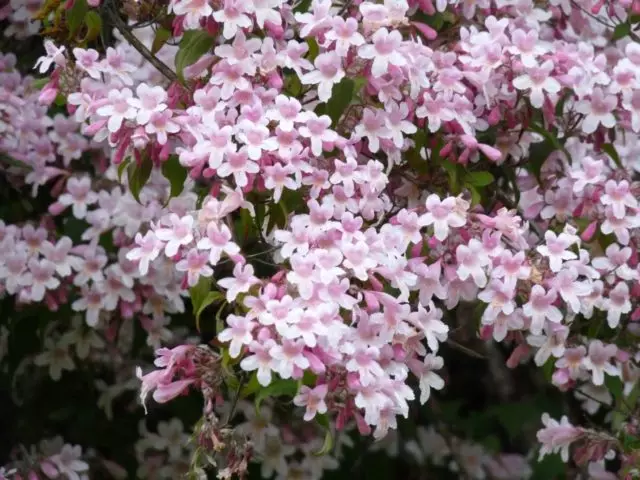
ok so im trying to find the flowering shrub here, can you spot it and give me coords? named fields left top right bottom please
left=2, top=0, right=640, bottom=478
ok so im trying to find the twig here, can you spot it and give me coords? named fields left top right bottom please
left=104, top=1, right=181, bottom=87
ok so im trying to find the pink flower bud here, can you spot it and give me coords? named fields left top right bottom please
left=40, top=461, right=58, bottom=478
left=411, top=21, right=437, bottom=40
left=38, top=87, right=58, bottom=105
left=581, top=221, right=598, bottom=241
left=267, top=71, right=283, bottom=89
left=506, top=343, right=530, bottom=368
left=264, top=20, right=284, bottom=38
left=48, top=201, right=66, bottom=216
left=439, top=141, right=454, bottom=157
left=369, top=275, right=383, bottom=291
left=478, top=144, right=503, bottom=162
left=85, top=119, right=108, bottom=136
left=87, top=0, right=101, bottom=6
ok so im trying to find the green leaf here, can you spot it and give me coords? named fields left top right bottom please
left=117, top=158, right=131, bottom=182
left=306, top=37, right=319, bottom=62
left=601, top=143, right=623, bottom=168
left=613, top=22, right=631, bottom=40
left=255, top=379, right=298, bottom=412
left=440, top=159, right=461, bottom=194
left=325, top=78, right=354, bottom=124
left=313, top=426, right=334, bottom=456
left=293, top=0, right=313, bottom=13
left=83, top=11, right=102, bottom=42
left=240, top=373, right=262, bottom=398
left=31, top=77, right=49, bottom=90
left=468, top=185, right=481, bottom=205
left=161, top=155, right=188, bottom=199
left=127, top=155, right=153, bottom=203
left=189, top=277, right=224, bottom=331
left=466, top=171, right=494, bottom=187
left=67, top=0, right=87, bottom=37
left=152, top=28, right=172, bottom=55
left=175, top=31, right=215, bottom=80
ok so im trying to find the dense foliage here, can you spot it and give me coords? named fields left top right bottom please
left=1, top=0, right=640, bottom=478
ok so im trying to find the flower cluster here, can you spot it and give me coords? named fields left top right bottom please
left=2, top=0, right=640, bottom=478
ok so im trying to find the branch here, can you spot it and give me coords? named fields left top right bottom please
left=104, top=1, right=181, bottom=87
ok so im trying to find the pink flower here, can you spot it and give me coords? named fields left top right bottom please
left=176, top=248, right=213, bottom=287
left=127, top=231, right=164, bottom=275
left=218, top=314, right=256, bottom=358
left=407, top=303, right=448, bottom=352
left=22, top=258, right=59, bottom=302
left=603, top=282, right=631, bottom=328
left=96, top=88, right=138, bottom=133
left=35, top=40, right=66, bottom=73
left=293, top=384, right=328, bottom=421
left=536, top=231, right=578, bottom=273
left=212, top=0, right=253, bottom=40
left=172, top=0, right=213, bottom=29
left=58, top=176, right=98, bottom=219
left=269, top=339, right=309, bottom=379
left=72, top=48, right=101, bottom=79
left=410, top=354, right=444, bottom=404
left=301, top=51, right=345, bottom=102
left=358, top=28, right=406, bottom=77
left=582, top=340, right=618, bottom=386
left=512, top=60, right=561, bottom=109
left=155, top=214, right=194, bottom=257
left=575, top=87, right=617, bottom=134
left=196, top=222, right=239, bottom=265
left=537, top=413, right=582, bottom=462
left=240, top=339, right=276, bottom=386
left=218, top=262, right=260, bottom=301
left=298, top=112, right=338, bottom=156
left=600, top=180, right=638, bottom=219
left=217, top=147, right=259, bottom=188
left=455, top=239, right=491, bottom=288
left=421, top=194, right=467, bottom=241
left=324, top=17, right=365, bottom=57
left=145, top=110, right=180, bottom=145
left=72, top=284, right=107, bottom=327
left=522, top=285, right=562, bottom=335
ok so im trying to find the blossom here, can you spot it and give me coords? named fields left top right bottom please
left=522, top=285, right=562, bottom=335
left=582, top=340, right=618, bottom=386
left=575, top=88, right=617, bottom=134
left=212, top=0, right=253, bottom=40
left=35, top=40, right=66, bottom=73
left=415, top=354, right=445, bottom=404
left=420, top=194, right=467, bottom=241
left=600, top=180, right=638, bottom=219
left=513, top=60, right=561, bottom=109
left=218, top=263, right=260, bottom=302
left=536, top=231, right=577, bottom=273
left=127, top=231, right=164, bottom=275
left=196, top=222, right=239, bottom=264
left=293, top=384, right=328, bottom=421
left=175, top=248, right=213, bottom=287
left=301, top=52, right=345, bottom=102
left=298, top=112, right=338, bottom=156
left=358, top=28, right=406, bottom=77
left=96, top=88, right=138, bottom=133
left=407, top=303, right=449, bottom=352
left=456, top=239, right=491, bottom=288
left=58, top=176, right=98, bottom=219
left=34, top=337, right=75, bottom=381
left=218, top=314, right=256, bottom=358
left=154, top=214, right=194, bottom=257
left=603, top=282, right=632, bottom=329
left=537, top=413, right=582, bottom=462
